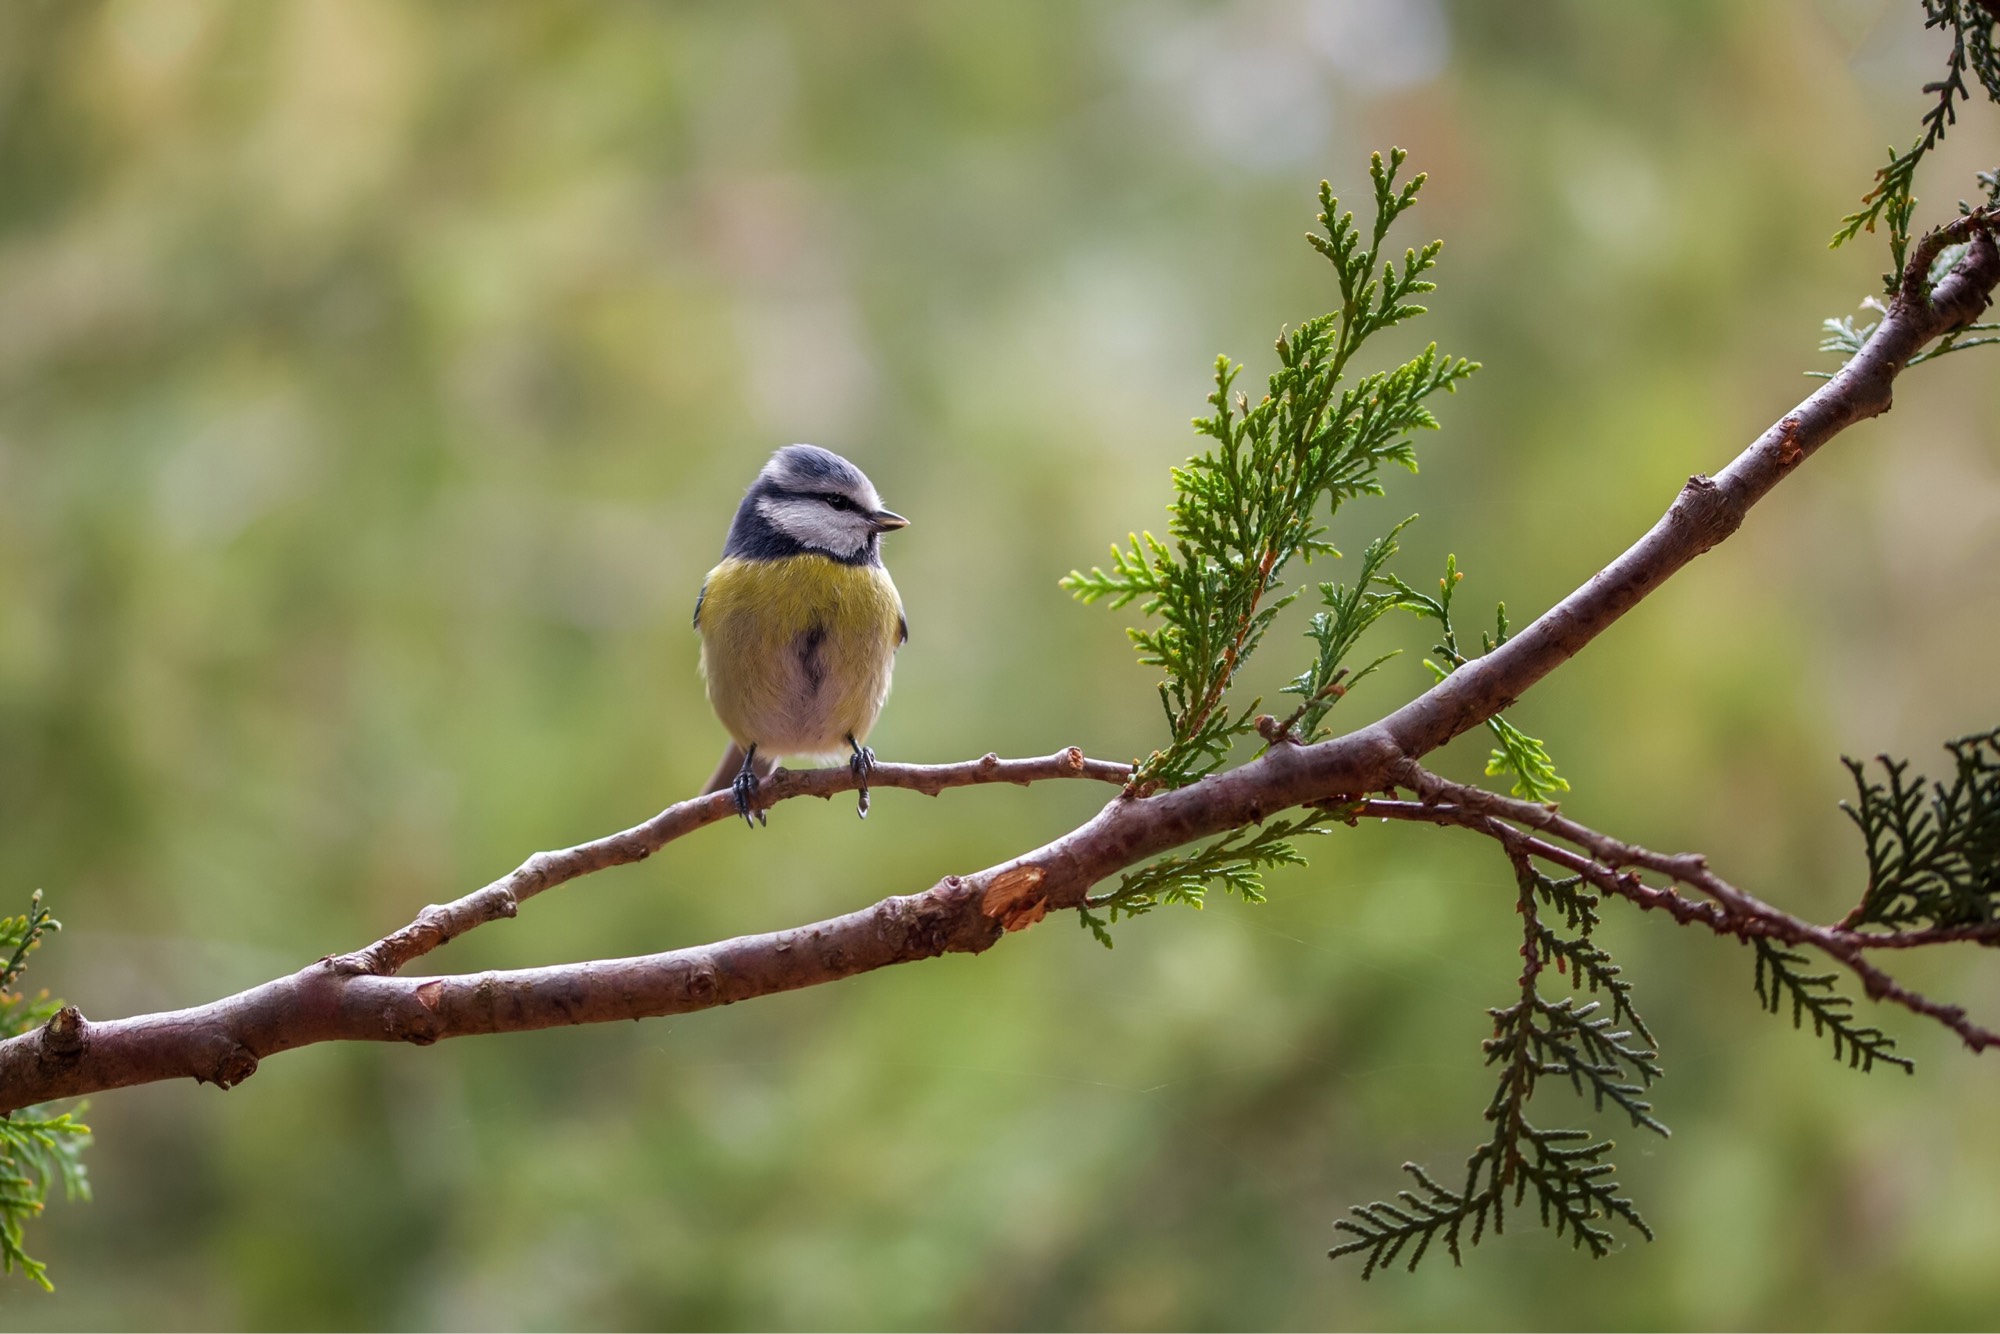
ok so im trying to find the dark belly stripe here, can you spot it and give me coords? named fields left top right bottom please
left=799, top=623, right=827, bottom=696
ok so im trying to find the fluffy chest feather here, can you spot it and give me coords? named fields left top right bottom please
left=696, top=554, right=905, bottom=756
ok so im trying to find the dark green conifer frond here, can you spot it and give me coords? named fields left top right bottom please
left=1332, top=861, right=1657, bottom=1275
left=1064, top=149, right=1475, bottom=793
left=1752, top=940, right=1914, bottom=1073
left=0, top=892, right=91, bottom=1292
left=1840, top=727, right=2000, bottom=931
left=1388, top=557, right=1571, bottom=802
left=1831, top=0, right=2000, bottom=287
left=1524, top=875, right=1655, bottom=1049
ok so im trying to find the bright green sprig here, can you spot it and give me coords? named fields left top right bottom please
left=1483, top=715, right=1571, bottom=805
left=1387, top=557, right=1571, bottom=802
left=0, top=1112, right=90, bottom=1293
left=0, top=891, right=57, bottom=998
left=1065, top=149, right=1475, bottom=793
left=0, top=892, right=64, bottom=1039
left=1080, top=810, right=1336, bottom=949
left=1835, top=143, right=1922, bottom=288
left=0, top=892, right=90, bottom=1292
left=1277, top=517, right=1421, bottom=743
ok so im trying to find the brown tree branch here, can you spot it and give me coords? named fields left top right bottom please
left=332, top=748, right=1131, bottom=978
left=1369, top=209, right=1997, bottom=763
left=0, top=211, right=1994, bottom=1116
left=1364, top=762, right=2000, bottom=1054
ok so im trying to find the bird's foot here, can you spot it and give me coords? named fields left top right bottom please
left=848, top=736, right=875, bottom=819
left=731, top=767, right=766, bottom=827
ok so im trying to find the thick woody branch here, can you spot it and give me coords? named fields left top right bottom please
left=4, top=877, right=1015, bottom=1110
left=1, top=213, right=1995, bottom=1115
left=1366, top=209, right=1998, bottom=762
left=0, top=750, right=1130, bottom=1112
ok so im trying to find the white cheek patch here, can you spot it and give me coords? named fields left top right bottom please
left=758, top=496, right=870, bottom=557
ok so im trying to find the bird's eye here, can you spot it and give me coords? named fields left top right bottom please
left=820, top=493, right=853, bottom=511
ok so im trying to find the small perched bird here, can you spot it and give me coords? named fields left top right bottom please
left=695, top=445, right=908, bottom=825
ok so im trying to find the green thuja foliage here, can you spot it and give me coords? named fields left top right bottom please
left=1752, top=939, right=1912, bottom=1074
left=1821, top=3, right=2000, bottom=367
left=1737, top=731, right=2000, bottom=1074
left=1066, top=150, right=1510, bottom=939
left=1069, top=152, right=1609, bottom=1270
left=1840, top=728, right=2000, bottom=930
left=1831, top=0, right=1999, bottom=284
left=1064, top=149, right=1476, bottom=796
left=1080, top=808, right=1340, bottom=946
left=1331, top=867, right=1659, bottom=1276
left=0, top=892, right=91, bottom=1291
left=1079, top=47, right=1993, bottom=1263
left=1277, top=517, right=1416, bottom=744
left=1384, top=555, right=1569, bottom=802
left=1818, top=237, right=2000, bottom=371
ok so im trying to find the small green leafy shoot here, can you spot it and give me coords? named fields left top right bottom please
left=1276, top=516, right=1424, bottom=743
left=1065, top=150, right=1475, bottom=792
left=0, top=892, right=91, bottom=1292
left=1830, top=1, right=2000, bottom=290
left=0, top=1111, right=90, bottom=1293
left=1386, top=556, right=1571, bottom=802
left=1080, top=810, right=1337, bottom=947
left=1332, top=863, right=1658, bottom=1276
left=0, top=893, right=63, bottom=1038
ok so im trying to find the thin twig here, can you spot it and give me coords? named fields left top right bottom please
left=1362, top=769, right=2000, bottom=1054
left=335, top=748, right=1132, bottom=977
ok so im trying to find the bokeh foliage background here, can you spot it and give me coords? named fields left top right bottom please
left=1, top=0, right=1997, bottom=1327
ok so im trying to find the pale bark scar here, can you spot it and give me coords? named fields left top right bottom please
left=981, top=864, right=1049, bottom=931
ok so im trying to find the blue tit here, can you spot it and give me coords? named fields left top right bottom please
left=694, top=445, right=909, bottom=825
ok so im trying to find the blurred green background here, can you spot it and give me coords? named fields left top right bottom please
left=1, top=0, right=1997, bottom=1327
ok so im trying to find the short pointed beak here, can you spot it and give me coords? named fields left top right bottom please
left=870, top=508, right=909, bottom=532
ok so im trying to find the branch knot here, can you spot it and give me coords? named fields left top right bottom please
left=1672, top=473, right=1742, bottom=553
left=41, top=1006, right=86, bottom=1059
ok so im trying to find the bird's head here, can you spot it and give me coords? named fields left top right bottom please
left=747, top=444, right=908, bottom=561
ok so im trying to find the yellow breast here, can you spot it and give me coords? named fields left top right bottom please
left=696, top=554, right=905, bottom=759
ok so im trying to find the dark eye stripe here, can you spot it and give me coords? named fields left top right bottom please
left=762, top=484, right=864, bottom=512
